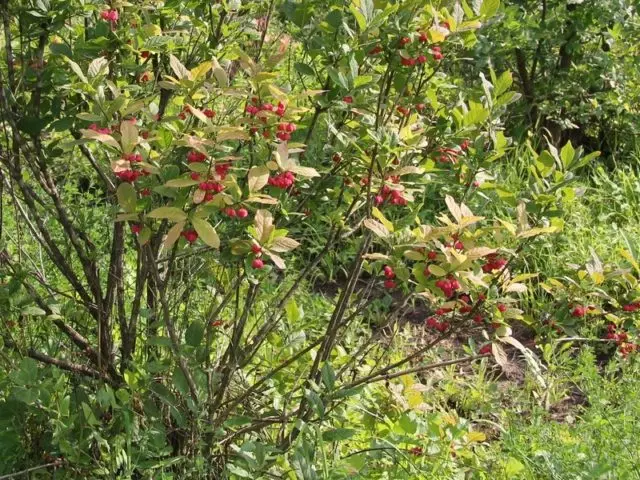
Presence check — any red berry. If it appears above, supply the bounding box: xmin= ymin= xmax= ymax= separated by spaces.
xmin=236 ymin=208 xmax=249 ymax=218
xmin=399 ymin=36 xmax=411 ymax=46
xmin=343 ymin=96 xmax=353 ymax=104
xmin=384 ymin=279 xmax=396 ymax=289
xmin=224 ymin=207 xmax=237 ymax=217
xmin=571 ymin=306 xmax=586 ymax=318
xmin=181 ymin=230 xmax=198 ymax=243
xmin=251 ymin=244 xmax=262 ymax=254
xmin=130 ymin=224 xmax=142 ymax=234
xmin=252 ymin=258 xmax=264 ymax=269
xmin=479 ymin=344 xmax=492 ymax=355
xmin=497 ymin=303 xmax=507 ymax=313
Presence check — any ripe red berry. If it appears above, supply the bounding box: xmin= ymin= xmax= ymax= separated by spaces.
xmin=252 ymin=258 xmax=264 ymax=269
xmin=571 ymin=305 xmax=586 ymax=318
xmin=130 ymin=224 xmax=142 ymax=234
xmin=369 ymin=45 xmax=383 ymax=55
xmin=251 ymin=244 xmax=262 ymax=254
xmin=343 ymin=96 xmax=353 ymax=104
xmin=224 ymin=207 xmax=237 ymax=217
xmin=384 ymin=279 xmax=396 ymax=289
xmin=418 ymin=32 xmax=428 ymax=43
xmin=332 ymin=153 xmax=342 ymax=163
xmin=497 ymin=303 xmax=507 ymax=313
xmin=383 ymin=265 xmax=395 ymax=279
xmin=181 ymin=230 xmax=198 ymax=243
xmin=236 ymin=208 xmax=248 ymax=218
xmin=399 ymin=36 xmax=411 ymax=46
xmin=141 ymin=50 xmax=150 ymax=59
xmin=473 ymin=314 xmax=484 ymax=324
xmin=479 ymin=344 xmax=492 ymax=355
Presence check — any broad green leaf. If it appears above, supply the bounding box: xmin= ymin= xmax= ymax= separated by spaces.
xmin=185 ymin=321 xmax=204 ymax=347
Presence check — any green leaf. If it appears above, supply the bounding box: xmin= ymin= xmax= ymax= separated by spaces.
xmin=285 ymin=299 xmax=303 ymax=323
xmin=327 ymin=67 xmax=349 ymax=91
xmin=65 ymin=57 xmax=87 ymax=83
xmin=116 ymin=183 xmax=137 ymax=213
xmin=21 ymin=306 xmax=46 ymax=316
xmin=185 ymin=321 xmax=204 ymax=347
xmin=480 ymin=0 xmax=500 ymax=17
xmin=192 ymin=218 xmax=220 ymax=249
xmin=322 ymin=428 xmax=355 ymax=442
xmin=294 ymin=62 xmax=315 ymax=77
xmin=147 ymin=207 xmax=187 ymax=222
xmin=560 ymin=141 xmax=575 ymax=169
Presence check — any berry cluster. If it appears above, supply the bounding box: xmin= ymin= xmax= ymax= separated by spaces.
xmin=382 ymin=265 xmax=396 ymax=289
xmin=482 ymin=254 xmax=507 ymax=273
xmin=100 ymin=9 xmax=119 ymax=23
xmin=276 ymin=122 xmax=297 ymax=141
xmin=268 ymin=171 xmax=295 ymax=189
xmin=224 ymin=207 xmax=249 ymax=218
xmin=122 ymin=153 xmax=143 ymax=163
xmin=605 ymin=324 xmax=638 ymax=357
xmin=426 ymin=316 xmax=450 ymax=332
xmin=198 ymin=181 xmax=224 ymax=193
xmin=623 ymin=302 xmax=640 ymax=312
xmin=114 ymin=151 xmax=148 ymax=184
xmin=374 ymin=185 xmax=407 ymax=207
xmin=245 ymin=99 xmax=286 ymax=117
xmin=435 ymin=276 xmax=460 ymax=298
xmin=187 ymin=151 xmax=206 ymax=163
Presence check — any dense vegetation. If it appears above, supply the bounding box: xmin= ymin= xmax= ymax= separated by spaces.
xmin=0 ymin=0 xmax=639 ymax=478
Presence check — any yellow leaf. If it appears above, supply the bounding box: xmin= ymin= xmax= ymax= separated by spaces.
xmin=372 ymin=207 xmax=394 ymax=233
xmin=163 ymin=222 xmax=185 ymax=250
xmin=192 ymin=218 xmax=220 ymax=249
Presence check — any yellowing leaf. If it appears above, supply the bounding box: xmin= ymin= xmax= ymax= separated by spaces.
xmin=363 ymin=219 xmax=390 ymax=238
xmin=147 ymin=207 xmax=188 ymax=222
xmin=217 ymin=127 xmax=250 ymax=142
xmin=192 ymin=218 xmax=220 ymax=249
xmin=289 ymin=165 xmax=320 ymax=178
xmin=212 ymin=57 xmax=228 ymax=87
xmin=165 ymin=178 xmax=200 ymax=188
xmin=116 ymin=183 xmax=137 ymax=213
xmin=186 ymin=104 xmax=210 ymax=124
xmin=264 ymin=250 xmax=286 ymax=269
xmin=169 ymin=54 xmax=191 ymax=80
xmin=270 ymin=236 xmax=300 ymax=252
xmin=467 ymin=431 xmax=486 ymax=443
xmin=120 ymin=121 xmax=138 ymax=154
xmin=517 ymin=226 xmax=559 ymax=239
xmin=372 ymin=207 xmax=394 ymax=232
xmin=163 ymin=221 xmax=185 ymax=250
xmin=445 ymin=195 xmax=462 ymax=223
xmin=465 ymin=247 xmax=497 ymax=260
xmin=428 ymin=265 xmax=447 ymax=277
xmin=190 ymin=61 xmax=213 ymax=80
xmin=254 ymin=209 xmax=275 ymax=244
xmin=81 ymin=129 xmax=121 ymax=150
xmin=248 ymin=166 xmax=270 ymax=192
